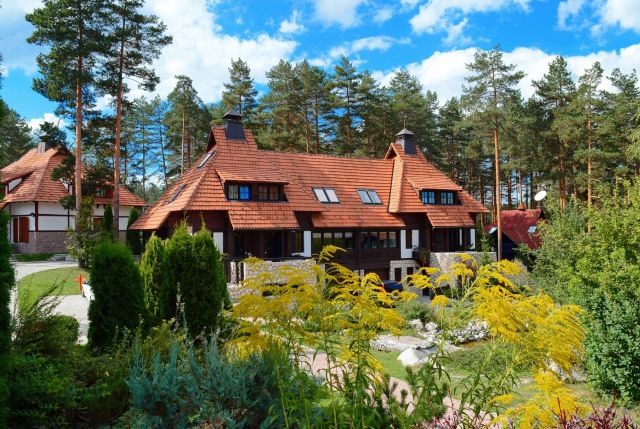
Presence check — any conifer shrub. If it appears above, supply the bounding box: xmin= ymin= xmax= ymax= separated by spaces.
xmin=101 ymin=204 xmax=115 ymax=240
xmin=0 ymin=210 xmax=14 ymax=424
xmin=126 ymin=207 xmax=142 ymax=254
xmin=161 ymin=224 xmax=226 ymax=337
xmin=66 ymin=197 xmax=98 ymax=268
xmin=140 ymin=234 xmax=166 ymax=324
xmin=88 ymin=240 xmax=147 ymax=350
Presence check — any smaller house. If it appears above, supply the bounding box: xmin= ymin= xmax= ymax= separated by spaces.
xmin=486 ymin=203 xmax=544 ymax=260
xmin=1 ymin=141 xmax=146 ymax=254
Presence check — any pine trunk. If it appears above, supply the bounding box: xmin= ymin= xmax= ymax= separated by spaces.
xmin=113 ymin=16 xmax=126 ymax=237
xmin=74 ymin=59 xmax=83 ymax=233
xmin=180 ymin=111 xmax=185 ymax=175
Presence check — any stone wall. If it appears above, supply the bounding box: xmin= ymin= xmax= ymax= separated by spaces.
xmin=12 ymin=231 xmax=68 ymax=254
xmin=227 ymin=258 xmax=316 ymax=301
xmin=429 ymin=251 xmax=497 ymax=280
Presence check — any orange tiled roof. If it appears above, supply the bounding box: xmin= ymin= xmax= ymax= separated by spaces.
xmin=1 ymin=147 xmax=146 ymax=208
xmin=131 ymin=126 xmax=488 ymax=231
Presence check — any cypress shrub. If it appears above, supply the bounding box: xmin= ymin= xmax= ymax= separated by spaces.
xmin=140 ymin=234 xmax=165 ymax=324
xmin=125 ymin=207 xmax=142 ymax=254
xmin=88 ymin=241 xmax=147 ymax=350
xmin=161 ymin=224 xmax=227 ymax=336
xmin=100 ymin=204 xmax=118 ymax=240
xmin=0 ymin=210 xmax=14 ymax=424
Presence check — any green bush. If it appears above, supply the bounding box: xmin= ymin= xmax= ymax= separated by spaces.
xmin=0 ymin=210 xmax=14 ymax=424
xmin=397 ymin=299 xmax=436 ymax=325
xmin=101 ymin=204 xmax=115 ymax=241
xmin=120 ymin=338 xmax=323 ymax=428
xmin=126 ymin=207 xmax=142 ymax=255
xmin=88 ymin=241 xmax=148 ymax=350
xmin=161 ymin=224 xmax=227 ymax=337
xmin=140 ymin=234 xmax=165 ymax=324
xmin=14 ymin=253 xmax=54 ymax=262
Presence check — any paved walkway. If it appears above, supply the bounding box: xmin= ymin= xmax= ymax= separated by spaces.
xmin=11 ymin=260 xmax=90 ymax=344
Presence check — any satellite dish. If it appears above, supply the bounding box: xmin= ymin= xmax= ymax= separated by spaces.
xmin=534 ymin=190 xmax=547 ymax=202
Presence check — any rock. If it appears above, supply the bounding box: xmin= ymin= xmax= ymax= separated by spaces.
xmin=546 ymin=360 xmax=587 ymax=382
xmin=408 ymin=319 xmax=424 ymax=330
xmin=371 ymin=335 xmax=434 ymax=352
xmin=397 ymin=347 xmax=436 ymax=367
xmin=449 ymin=320 xmax=488 ymax=344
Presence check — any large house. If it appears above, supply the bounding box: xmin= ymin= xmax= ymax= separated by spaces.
xmin=1 ymin=142 xmax=146 ymax=254
xmin=131 ymin=111 xmax=489 ymax=283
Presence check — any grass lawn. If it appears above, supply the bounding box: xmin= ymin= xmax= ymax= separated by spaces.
xmin=18 ymin=267 xmax=90 ymax=309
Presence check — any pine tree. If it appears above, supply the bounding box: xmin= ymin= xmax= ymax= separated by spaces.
xmin=437 ymin=97 xmax=467 ymax=183
xmin=222 ymin=58 xmax=259 ymax=127
xmin=0 ymin=210 xmax=14 ymax=425
xmin=462 ymin=46 xmax=525 ymax=260
xmin=329 ymin=56 xmax=362 ymax=155
xmin=38 ymin=121 xmax=68 ymax=149
xmin=296 ymin=60 xmax=331 ymax=154
xmin=0 ymin=101 xmax=34 ymax=165
xmin=164 ymin=75 xmax=211 ymax=175
xmin=261 ymin=60 xmax=303 ymax=151
xmin=533 ymin=56 xmax=577 ymax=209
xmin=27 ymin=0 xmax=110 ymax=222
xmin=357 ymin=71 xmax=387 ymax=157
xmin=99 ymin=0 xmax=171 ymax=236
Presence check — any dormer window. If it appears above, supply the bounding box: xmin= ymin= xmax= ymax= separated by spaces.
xmin=95 ymin=188 xmax=107 ymax=198
xmin=358 ymin=189 xmax=381 ymax=204
xmin=441 ymin=191 xmax=454 ymax=205
xmin=313 ymin=187 xmax=339 ymax=203
xmin=421 ymin=191 xmax=435 ymax=204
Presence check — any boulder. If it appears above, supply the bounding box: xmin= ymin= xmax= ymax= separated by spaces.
xmin=397 ymin=347 xmax=436 ymax=367
xmin=371 ymin=334 xmax=434 ymax=352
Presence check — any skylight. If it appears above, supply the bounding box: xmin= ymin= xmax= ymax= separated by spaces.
xmin=358 ymin=189 xmax=381 ymax=204
xmin=488 ymin=226 xmax=497 ymax=234
xmin=168 ymin=184 xmax=186 ymax=204
xmin=313 ymin=187 xmax=339 ymax=203
xmin=197 ymin=151 xmax=215 ymax=168
xmin=528 ymin=225 xmax=537 ymax=234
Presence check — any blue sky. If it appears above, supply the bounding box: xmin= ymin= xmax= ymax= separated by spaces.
xmin=1 ymin=0 xmax=639 ymax=133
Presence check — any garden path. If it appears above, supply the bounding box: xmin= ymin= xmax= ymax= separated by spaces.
xmin=303 ymin=350 xmax=462 ymax=419
xmin=11 ymin=261 xmax=90 ymax=344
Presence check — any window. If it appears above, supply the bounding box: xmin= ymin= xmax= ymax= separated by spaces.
xmin=228 ymin=184 xmax=239 ymax=200
xmin=358 ymin=189 xmax=382 ymax=204
xmin=12 ymin=217 xmax=29 ymax=243
xmin=406 ymin=230 xmax=413 ymax=249
xmin=344 ymin=232 xmax=354 ymax=249
xmin=421 ymin=191 xmax=435 ymax=204
xmin=95 ymin=188 xmax=106 ymax=198
xmin=198 ymin=151 xmax=215 ymax=168
xmin=258 ymin=185 xmax=269 ymax=201
xmin=361 ymin=231 xmax=379 ymax=249
xmin=269 ymin=185 xmax=280 ymax=201
xmin=239 ymin=185 xmax=251 ymax=200
xmin=257 ymin=184 xmax=281 ymax=201
xmin=441 ymin=191 xmax=455 ymax=205
xmin=168 ymin=184 xmax=186 ymax=204
xmin=313 ymin=187 xmax=339 ymax=203
xmin=312 ymin=232 xmax=322 ymax=253
xmin=528 ymin=225 xmax=537 ymax=234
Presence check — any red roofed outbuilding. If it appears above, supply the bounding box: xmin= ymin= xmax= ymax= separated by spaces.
xmin=485 ymin=203 xmax=545 ymax=260
xmin=1 ymin=142 xmax=146 ymax=254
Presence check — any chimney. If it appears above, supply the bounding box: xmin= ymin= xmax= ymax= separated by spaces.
xmin=395 ymin=128 xmax=416 ymax=155
xmin=222 ymin=109 xmax=245 ymax=140
xmin=36 ymin=133 xmax=56 ymax=153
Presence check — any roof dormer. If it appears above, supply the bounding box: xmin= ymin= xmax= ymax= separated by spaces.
xmin=395 ymin=128 xmax=416 ymax=155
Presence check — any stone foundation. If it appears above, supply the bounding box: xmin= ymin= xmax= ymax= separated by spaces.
xmin=12 ymin=231 xmax=69 ymax=254
xmin=429 ymin=251 xmax=497 ymax=285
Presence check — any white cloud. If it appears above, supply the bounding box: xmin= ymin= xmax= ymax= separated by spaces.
xmin=28 ymin=112 xmax=65 ymax=132
xmin=141 ymin=0 xmax=297 ymax=102
xmin=0 ymin=0 xmax=43 ymax=75
xmin=373 ymin=7 xmax=394 ymax=24
xmin=312 ymin=0 xmax=365 ymax=28
xmin=409 ymin=0 xmax=531 ymax=45
xmin=373 ymin=43 xmax=640 ymax=102
xmin=557 ymin=0 xmax=586 ymax=29
xmin=314 ymin=36 xmax=408 ymax=67
xmin=400 ymin=0 xmax=421 ymax=9
xmin=279 ymin=10 xmax=306 ymax=34
xmin=598 ymin=0 xmax=640 ymax=32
